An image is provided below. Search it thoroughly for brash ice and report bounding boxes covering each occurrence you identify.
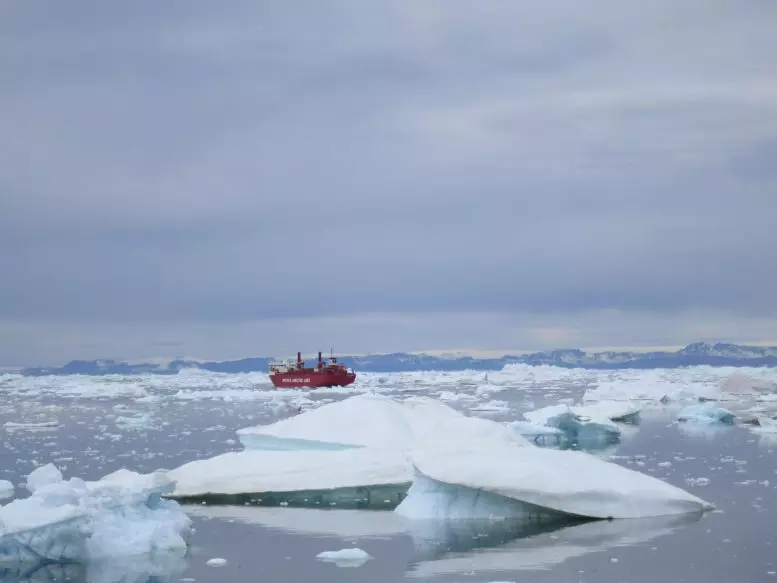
[268,351,356,388]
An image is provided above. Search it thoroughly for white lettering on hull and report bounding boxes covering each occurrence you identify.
[280,377,312,383]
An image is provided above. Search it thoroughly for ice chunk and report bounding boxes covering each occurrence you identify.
[396,446,713,520]
[167,448,412,508]
[522,405,621,447]
[237,393,530,451]
[316,547,371,567]
[0,481,13,501]
[395,470,572,522]
[0,465,192,565]
[25,463,63,493]
[676,403,735,425]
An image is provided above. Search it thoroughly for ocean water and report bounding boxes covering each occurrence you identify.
[1,368,777,582]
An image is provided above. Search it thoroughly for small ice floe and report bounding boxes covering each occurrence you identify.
[749,416,777,435]
[3,420,60,432]
[676,403,735,425]
[0,481,13,501]
[520,404,621,448]
[206,557,227,567]
[315,548,371,567]
[0,463,192,565]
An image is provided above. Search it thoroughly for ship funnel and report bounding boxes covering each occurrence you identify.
[318,351,322,365]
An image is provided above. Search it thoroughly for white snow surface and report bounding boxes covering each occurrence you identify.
[0,465,192,564]
[397,447,714,520]
[0,481,13,501]
[237,392,531,450]
[169,448,412,497]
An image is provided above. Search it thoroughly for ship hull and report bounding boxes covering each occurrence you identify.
[269,371,356,389]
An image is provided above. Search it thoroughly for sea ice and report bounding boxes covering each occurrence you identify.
[521,404,621,447]
[0,481,13,501]
[316,547,371,567]
[676,403,735,425]
[396,446,714,520]
[0,465,192,564]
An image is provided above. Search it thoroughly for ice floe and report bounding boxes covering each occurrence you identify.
[0,481,13,501]
[676,403,735,425]
[0,464,192,564]
[315,547,371,567]
[515,403,626,448]
[397,447,714,520]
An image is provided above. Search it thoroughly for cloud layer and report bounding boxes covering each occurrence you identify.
[2,1,776,364]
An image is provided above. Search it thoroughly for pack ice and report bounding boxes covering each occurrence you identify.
[167,393,712,520]
[0,464,192,565]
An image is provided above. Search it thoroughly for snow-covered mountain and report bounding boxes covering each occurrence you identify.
[18,342,777,376]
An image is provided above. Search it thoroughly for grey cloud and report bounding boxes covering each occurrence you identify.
[1,0,777,363]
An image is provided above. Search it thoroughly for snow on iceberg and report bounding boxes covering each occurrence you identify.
[676,403,735,425]
[396,446,714,520]
[236,392,531,451]
[170,394,531,506]
[0,481,13,501]
[0,464,192,565]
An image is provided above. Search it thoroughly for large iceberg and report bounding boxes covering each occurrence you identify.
[169,394,712,521]
[396,447,714,520]
[170,394,529,507]
[0,464,192,565]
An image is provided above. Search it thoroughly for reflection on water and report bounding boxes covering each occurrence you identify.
[406,512,706,577]
[0,550,188,583]
[186,505,706,578]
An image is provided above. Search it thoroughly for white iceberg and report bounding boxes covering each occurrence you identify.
[396,447,713,520]
[171,394,531,506]
[169,393,711,521]
[676,403,735,425]
[236,392,530,451]
[0,465,192,564]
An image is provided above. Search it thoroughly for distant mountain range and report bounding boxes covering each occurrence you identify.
[17,342,777,376]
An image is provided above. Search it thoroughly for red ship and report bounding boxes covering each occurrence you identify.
[268,351,356,389]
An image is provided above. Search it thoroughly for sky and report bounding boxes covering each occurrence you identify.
[2,1,777,366]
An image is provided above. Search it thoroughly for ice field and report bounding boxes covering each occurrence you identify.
[2,364,777,582]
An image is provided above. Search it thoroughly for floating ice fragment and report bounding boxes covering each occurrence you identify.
[316,548,371,567]
[676,403,735,425]
[397,446,713,520]
[25,463,63,493]
[0,464,192,565]
[206,557,227,566]
[0,481,13,501]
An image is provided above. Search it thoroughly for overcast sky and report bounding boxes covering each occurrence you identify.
[2,1,777,366]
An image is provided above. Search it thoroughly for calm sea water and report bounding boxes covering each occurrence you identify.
[1,375,776,583]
